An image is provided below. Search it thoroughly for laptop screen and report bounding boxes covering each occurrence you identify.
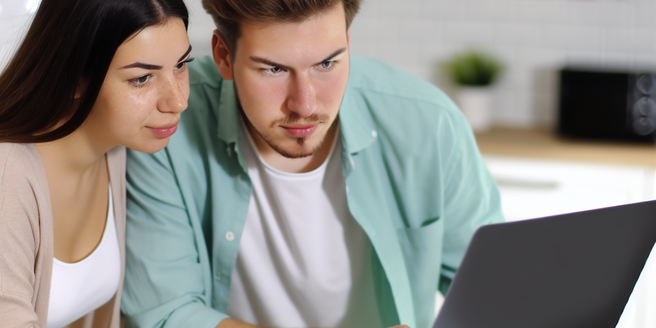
[434,200,656,328]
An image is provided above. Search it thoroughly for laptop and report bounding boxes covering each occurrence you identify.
[433,200,656,328]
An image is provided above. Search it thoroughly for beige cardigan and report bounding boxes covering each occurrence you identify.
[0,143,126,328]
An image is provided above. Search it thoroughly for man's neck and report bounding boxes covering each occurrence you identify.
[246,121,339,174]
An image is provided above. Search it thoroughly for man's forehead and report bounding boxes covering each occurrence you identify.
[235,4,348,64]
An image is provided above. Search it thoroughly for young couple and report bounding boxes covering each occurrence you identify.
[0,0,504,327]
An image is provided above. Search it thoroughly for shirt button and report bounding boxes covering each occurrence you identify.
[226,231,235,241]
[371,130,378,138]
[234,146,239,153]
[238,174,243,180]
[215,272,222,281]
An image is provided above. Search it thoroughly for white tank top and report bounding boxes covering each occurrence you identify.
[47,185,121,328]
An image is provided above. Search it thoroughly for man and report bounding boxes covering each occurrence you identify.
[120,0,504,327]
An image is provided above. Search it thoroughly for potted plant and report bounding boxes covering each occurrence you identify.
[446,50,503,131]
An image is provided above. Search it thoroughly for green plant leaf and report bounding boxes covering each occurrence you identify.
[447,50,503,87]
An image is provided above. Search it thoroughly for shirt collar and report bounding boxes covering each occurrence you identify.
[216,79,241,145]
[338,84,377,155]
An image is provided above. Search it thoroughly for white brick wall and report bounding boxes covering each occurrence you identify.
[2,0,655,128]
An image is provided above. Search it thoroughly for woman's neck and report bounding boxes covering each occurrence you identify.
[35,126,112,177]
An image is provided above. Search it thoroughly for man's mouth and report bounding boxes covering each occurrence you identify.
[282,124,317,137]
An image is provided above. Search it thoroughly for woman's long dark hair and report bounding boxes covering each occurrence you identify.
[0,0,188,143]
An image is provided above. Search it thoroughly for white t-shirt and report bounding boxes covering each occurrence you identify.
[47,185,121,328]
[227,125,381,327]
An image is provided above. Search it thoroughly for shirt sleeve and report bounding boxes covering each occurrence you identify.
[0,155,42,327]
[121,148,228,328]
[436,104,505,294]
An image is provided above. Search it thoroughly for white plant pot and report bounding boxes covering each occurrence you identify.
[456,86,494,132]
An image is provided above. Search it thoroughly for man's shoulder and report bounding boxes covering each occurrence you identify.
[348,56,453,109]
[346,57,467,133]
[188,55,223,90]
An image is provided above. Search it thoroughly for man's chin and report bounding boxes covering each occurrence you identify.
[270,142,316,159]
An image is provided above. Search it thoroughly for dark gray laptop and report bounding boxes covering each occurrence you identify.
[433,200,656,328]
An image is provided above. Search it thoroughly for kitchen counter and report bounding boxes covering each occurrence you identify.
[475,127,656,167]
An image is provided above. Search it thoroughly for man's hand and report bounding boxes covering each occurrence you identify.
[216,319,411,328]
[216,318,262,328]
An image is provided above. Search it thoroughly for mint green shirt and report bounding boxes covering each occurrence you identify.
[121,56,504,328]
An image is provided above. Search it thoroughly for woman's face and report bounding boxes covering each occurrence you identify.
[84,17,191,154]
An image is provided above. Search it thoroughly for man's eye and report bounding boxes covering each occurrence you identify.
[263,66,285,76]
[321,60,334,70]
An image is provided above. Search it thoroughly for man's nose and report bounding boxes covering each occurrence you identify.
[286,74,317,118]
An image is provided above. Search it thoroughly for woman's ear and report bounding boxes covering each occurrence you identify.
[74,80,88,99]
[212,30,234,81]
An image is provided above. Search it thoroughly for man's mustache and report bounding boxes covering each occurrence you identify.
[272,114,331,126]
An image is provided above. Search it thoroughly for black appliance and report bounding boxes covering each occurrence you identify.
[558,68,656,143]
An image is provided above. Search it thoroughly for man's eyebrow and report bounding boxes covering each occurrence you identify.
[121,45,192,70]
[249,47,348,69]
[249,56,291,71]
[313,47,347,66]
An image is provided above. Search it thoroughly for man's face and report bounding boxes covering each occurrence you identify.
[215,3,350,159]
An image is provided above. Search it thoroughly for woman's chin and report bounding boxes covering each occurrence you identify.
[127,138,171,154]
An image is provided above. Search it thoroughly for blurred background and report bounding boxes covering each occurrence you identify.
[1,0,655,325]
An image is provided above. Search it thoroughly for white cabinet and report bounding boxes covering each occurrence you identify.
[483,155,656,221]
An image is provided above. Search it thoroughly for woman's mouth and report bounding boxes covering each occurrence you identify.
[147,123,178,139]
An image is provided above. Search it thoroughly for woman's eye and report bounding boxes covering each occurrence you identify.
[176,57,195,70]
[129,75,150,86]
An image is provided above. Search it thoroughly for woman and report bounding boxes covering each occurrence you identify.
[0,0,192,327]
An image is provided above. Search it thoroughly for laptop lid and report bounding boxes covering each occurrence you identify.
[433,200,656,328]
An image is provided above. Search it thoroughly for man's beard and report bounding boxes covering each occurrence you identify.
[234,85,331,159]
[251,115,330,159]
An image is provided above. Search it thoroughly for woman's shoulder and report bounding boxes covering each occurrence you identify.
[0,143,46,184]
[0,143,52,325]
[0,143,49,216]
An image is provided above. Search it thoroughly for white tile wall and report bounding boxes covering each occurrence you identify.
[348,0,656,128]
[2,0,655,129]
[0,0,38,71]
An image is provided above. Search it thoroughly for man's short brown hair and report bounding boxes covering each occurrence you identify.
[202,0,361,54]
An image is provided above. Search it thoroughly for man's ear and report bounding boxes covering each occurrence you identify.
[212,30,234,81]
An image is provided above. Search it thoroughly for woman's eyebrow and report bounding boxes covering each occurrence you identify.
[177,45,192,63]
[121,62,163,70]
[121,45,192,70]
